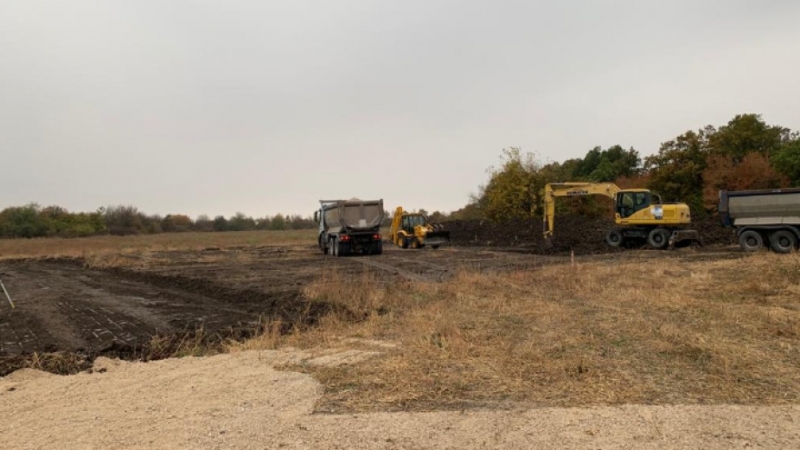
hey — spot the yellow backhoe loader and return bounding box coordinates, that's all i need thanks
[389,207,451,249]
[543,182,701,249]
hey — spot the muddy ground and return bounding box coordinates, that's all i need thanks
[0,237,745,376]
[0,245,567,371]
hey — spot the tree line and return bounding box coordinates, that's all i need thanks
[0,205,319,239]
[435,113,799,222]
[5,113,797,237]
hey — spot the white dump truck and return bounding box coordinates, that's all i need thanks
[314,199,385,256]
[718,188,800,253]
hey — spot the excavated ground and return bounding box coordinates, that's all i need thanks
[0,218,741,376]
[0,245,568,374]
[442,215,737,254]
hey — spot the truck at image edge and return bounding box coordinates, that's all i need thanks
[719,188,800,253]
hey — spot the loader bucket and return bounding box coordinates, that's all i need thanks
[424,230,451,247]
[668,229,702,249]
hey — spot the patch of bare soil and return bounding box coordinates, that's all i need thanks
[0,245,560,375]
[0,256,332,375]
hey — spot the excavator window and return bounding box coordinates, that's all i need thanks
[617,192,651,218]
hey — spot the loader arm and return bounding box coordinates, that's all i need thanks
[390,206,404,243]
[543,183,621,238]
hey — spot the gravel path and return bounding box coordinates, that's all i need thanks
[1,350,797,449]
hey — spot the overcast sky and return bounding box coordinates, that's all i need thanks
[1,1,799,218]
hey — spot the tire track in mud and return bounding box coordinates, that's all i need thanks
[347,257,430,282]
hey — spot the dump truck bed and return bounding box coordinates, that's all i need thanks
[320,199,385,231]
[719,188,800,227]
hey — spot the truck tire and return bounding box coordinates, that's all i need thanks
[606,229,623,247]
[372,241,383,255]
[332,238,338,256]
[648,228,670,250]
[739,230,764,252]
[769,230,797,254]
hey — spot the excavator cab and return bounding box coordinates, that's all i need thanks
[616,191,653,219]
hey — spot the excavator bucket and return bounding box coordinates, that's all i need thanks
[668,229,702,249]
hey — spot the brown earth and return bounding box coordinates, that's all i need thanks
[0,245,559,374]
[442,215,737,254]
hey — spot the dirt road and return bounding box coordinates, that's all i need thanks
[1,350,797,449]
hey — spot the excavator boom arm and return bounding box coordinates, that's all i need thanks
[543,183,621,237]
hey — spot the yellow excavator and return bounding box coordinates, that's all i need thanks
[543,182,701,249]
[389,207,451,249]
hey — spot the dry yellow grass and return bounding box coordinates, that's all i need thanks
[247,252,800,412]
[0,229,316,260]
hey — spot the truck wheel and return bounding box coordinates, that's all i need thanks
[332,238,338,256]
[372,241,383,255]
[648,228,670,250]
[605,229,623,247]
[738,230,764,252]
[769,230,797,254]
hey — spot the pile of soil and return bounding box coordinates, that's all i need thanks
[442,215,737,255]
[693,215,737,247]
[442,216,618,255]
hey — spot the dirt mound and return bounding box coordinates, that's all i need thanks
[443,215,737,254]
[693,215,737,247]
[443,216,618,255]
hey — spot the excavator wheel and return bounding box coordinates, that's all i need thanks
[648,228,670,250]
[431,244,440,250]
[605,229,623,247]
[401,236,409,249]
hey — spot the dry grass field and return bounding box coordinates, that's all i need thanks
[2,231,799,414]
[0,229,317,260]
[247,252,800,412]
